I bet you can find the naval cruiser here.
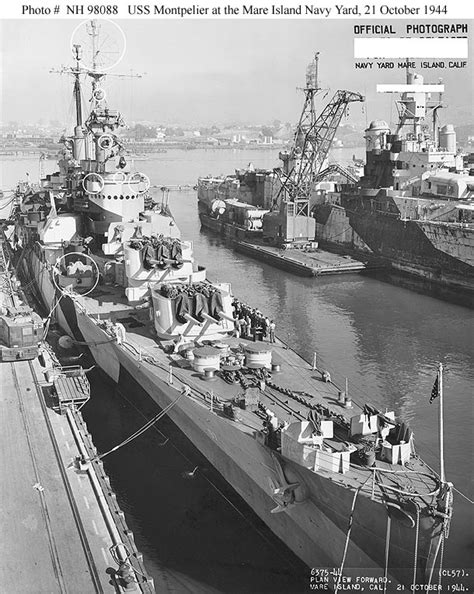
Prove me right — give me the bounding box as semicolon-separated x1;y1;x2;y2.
4;20;454;590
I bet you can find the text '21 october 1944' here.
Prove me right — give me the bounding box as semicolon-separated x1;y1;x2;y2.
21;3;454;17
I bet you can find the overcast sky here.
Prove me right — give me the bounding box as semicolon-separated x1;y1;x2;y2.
1;18;472;128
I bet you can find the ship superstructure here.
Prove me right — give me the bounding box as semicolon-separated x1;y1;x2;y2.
5;22;455;589
312;71;474;296
11;21;181;312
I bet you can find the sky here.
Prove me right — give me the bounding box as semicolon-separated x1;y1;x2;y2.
1;18;472;129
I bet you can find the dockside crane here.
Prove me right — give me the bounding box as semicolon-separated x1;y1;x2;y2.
264;54;364;246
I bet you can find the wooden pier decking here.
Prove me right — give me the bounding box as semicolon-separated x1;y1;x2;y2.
0;356;155;593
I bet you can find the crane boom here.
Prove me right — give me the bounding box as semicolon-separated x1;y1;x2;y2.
263;55;364;247
280;88;364;201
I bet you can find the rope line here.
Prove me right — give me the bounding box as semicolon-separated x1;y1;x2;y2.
91;391;184;462
334;474;371;593
412;502;420;590
383;514;391;593
422;459;473;505
109;543;150;581
110;384;302;574
438;534;445;590
42;293;67;340
453;486;474;504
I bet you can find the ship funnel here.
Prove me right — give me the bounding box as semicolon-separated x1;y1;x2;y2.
439;124;456;153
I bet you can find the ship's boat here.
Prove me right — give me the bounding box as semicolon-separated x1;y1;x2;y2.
6;21;454;589
312;73;474;296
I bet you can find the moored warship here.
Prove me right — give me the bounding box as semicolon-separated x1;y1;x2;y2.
312;72;474;297
4;21;454;589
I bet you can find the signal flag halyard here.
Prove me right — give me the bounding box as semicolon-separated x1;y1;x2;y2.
430;374;440;404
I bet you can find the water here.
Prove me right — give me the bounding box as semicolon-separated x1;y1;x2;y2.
2;151;473;591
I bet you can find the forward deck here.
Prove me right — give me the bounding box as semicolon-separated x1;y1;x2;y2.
77;285;440;505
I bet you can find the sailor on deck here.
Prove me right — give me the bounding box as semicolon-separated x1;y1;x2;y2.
269;320;276;343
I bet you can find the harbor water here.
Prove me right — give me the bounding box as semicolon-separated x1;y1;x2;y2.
2;150;473;592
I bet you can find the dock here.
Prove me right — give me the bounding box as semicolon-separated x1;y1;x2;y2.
234;241;381;276
0;355;155;593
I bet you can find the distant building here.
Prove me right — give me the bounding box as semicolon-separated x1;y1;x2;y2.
183;130;201;139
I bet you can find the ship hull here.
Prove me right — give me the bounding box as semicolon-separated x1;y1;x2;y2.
199;212;260;242
315;200;474;299
347;212;474;292
18;247;443;586
313;202;372;255
20;245;80;338
71;297;443;586
72;309;418;586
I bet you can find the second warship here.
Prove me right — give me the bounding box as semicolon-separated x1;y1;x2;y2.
312;71;474;297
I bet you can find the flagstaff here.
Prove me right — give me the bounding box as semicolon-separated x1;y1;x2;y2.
438;362;445;482
430;362;445;482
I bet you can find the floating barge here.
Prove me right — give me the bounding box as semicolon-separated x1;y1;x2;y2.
199;214;385;276
234;240;383;276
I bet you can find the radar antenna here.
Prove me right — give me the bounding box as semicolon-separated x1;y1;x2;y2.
50;19;143;164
